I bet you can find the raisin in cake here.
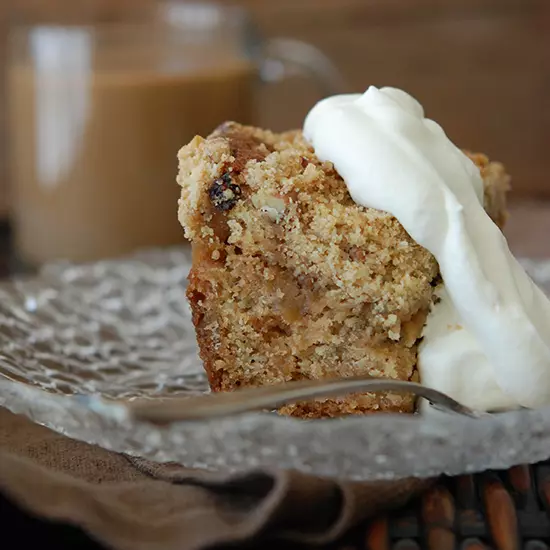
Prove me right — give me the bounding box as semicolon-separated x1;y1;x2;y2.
177;122;510;418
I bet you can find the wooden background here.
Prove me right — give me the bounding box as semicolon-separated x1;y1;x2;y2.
1;0;549;221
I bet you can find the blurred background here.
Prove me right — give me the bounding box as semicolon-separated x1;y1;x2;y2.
0;0;548;270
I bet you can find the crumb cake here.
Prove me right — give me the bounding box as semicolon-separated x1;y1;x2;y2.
177;122;510;418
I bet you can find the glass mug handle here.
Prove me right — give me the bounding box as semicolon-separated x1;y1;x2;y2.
258;38;348;97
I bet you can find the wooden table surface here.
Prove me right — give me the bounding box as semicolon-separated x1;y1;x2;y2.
503;201;550;258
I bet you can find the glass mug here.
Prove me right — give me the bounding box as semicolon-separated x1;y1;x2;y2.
7;1;345;266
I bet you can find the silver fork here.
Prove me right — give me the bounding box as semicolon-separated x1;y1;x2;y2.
103;375;480;424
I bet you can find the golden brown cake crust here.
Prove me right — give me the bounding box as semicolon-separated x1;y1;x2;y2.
177;122;510;418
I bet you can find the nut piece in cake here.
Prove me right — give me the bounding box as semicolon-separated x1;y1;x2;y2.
177;122;510;418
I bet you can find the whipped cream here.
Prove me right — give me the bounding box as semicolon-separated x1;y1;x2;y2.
303;86;550;411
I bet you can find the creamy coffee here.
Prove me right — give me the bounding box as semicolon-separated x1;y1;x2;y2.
8;59;255;264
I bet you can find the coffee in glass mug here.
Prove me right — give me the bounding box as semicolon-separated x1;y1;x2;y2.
7;2;343;265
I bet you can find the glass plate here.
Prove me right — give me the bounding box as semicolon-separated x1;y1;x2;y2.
1;247;550;481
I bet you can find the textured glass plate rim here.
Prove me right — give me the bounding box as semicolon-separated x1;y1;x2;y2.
0;248;549;482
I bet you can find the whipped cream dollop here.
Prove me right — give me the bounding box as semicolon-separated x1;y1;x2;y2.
303;86;550;411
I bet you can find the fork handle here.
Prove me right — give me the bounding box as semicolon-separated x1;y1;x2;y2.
125;375;478;424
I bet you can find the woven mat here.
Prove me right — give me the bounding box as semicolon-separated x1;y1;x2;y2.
363;463;550;550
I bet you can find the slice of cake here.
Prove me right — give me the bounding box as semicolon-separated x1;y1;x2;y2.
177;121;510;418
